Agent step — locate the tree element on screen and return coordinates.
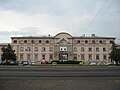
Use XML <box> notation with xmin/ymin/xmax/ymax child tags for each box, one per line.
<box><xmin>1</xmin><ymin>44</ymin><xmax>17</xmax><ymax>64</ymax></box>
<box><xmin>109</xmin><ymin>42</ymin><xmax>120</xmax><ymax>65</ymax></box>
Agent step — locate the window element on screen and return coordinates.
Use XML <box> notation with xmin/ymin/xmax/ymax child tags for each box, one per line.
<box><xmin>92</xmin><ymin>40</ymin><xmax>95</xmax><ymax>44</ymax></box>
<box><xmin>13</xmin><ymin>40</ymin><xmax>17</xmax><ymax>43</ymax></box>
<box><xmin>20</xmin><ymin>47</ymin><xmax>24</xmax><ymax>52</ymax></box>
<box><xmin>85</xmin><ymin>40</ymin><xmax>88</xmax><ymax>43</ymax></box>
<box><xmin>49</xmin><ymin>54</ymin><xmax>53</xmax><ymax>60</ymax></box>
<box><xmin>88</xmin><ymin>54</ymin><xmax>92</xmax><ymax>60</ymax></box>
<box><xmin>81</xmin><ymin>54</ymin><xmax>85</xmax><ymax>60</ymax></box>
<box><xmin>96</xmin><ymin>54</ymin><xmax>99</xmax><ymax>60</ymax></box>
<box><xmin>49</xmin><ymin>47</ymin><xmax>53</xmax><ymax>52</ymax></box>
<box><xmin>60</xmin><ymin>47</ymin><xmax>67</xmax><ymax>52</ymax></box>
<box><xmin>46</xmin><ymin>40</ymin><xmax>49</xmax><ymax>44</ymax></box>
<box><xmin>42</xmin><ymin>47</ymin><xmax>46</xmax><ymax>52</ymax></box>
<box><xmin>110</xmin><ymin>41</ymin><xmax>113</xmax><ymax>44</ymax></box>
<box><xmin>24</xmin><ymin>40</ymin><xmax>27</xmax><ymax>43</ymax></box>
<box><xmin>42</xmin><ymin>55</ymin><xmax>46</xmax><ymax>60</ymax></box>
<box><xmin>103</xmin><ymin>48</ymin><xmax>106</xmax><ymax>52</ymax></box>
<box><xmin>34</xmin><ymin>54</ymin><xmax>38</xmax><ymax>61</ymax></box>
<box><xmin>26</xmin><ymin>47</ymin><xmax>31</xmax><ymax>51</ymax></box>
<box><xmin>60</xmin><ymin>39</ymin><xmax>67</xmax><ymax>45</ymax></box>
<box><xmin>20</xmin><ymin>54</ymin><xmax>24</xmax><ymax>61</ymax></box>
<box><xmin>31</xmin><ymin>40</ymin><xmax>34</xmax><ymax>43</ymax></box>
<box><xmin>99</xmin><ymin>40</ymin><xmax>103</xmax><ymax>44</ymax></box>
<box><xmin>103</xmin><ymin>55</ymin><xmax>107</xmax><ymax>60</ymax></box>
<box><xmin>88</xmin><ymin>47</ymin><xmax>92</xmax><ymax>52</ymax></box>
<box><xmin>81</xmin><ymin>47</ymin><xmax>84</xmax><ymax>52</ymax></box>
<box><xmin>27</xmin><ymin>54</ymin><xmax>31</xmax><ymax>61</ymax></box>
<box><xmin>34</xmin><ymin>47</ymin><xmax>38</xmax><ymax>52</ymax></box>
<box><xmin>73</xmin><ymin>54</ymin><xmax>77</xmax><ymax>60</ymax></box>
<box><xmin>96</xmin><ymin>48</ymin><xmax>99</xmax><ymax>52</ymax></box>
<box><xmin>39</xmin><ymin>40</ymin><xmax>41</xmax><ymax>43</ymax></box>
<box><xmin>77</xmin><ymin>40</ymin><xmax>80</xmax><ymax>44</ymax></box>
<box><xmin>74</xmin><ymin>47</ymin><xmax>77</xmax><ymax>52</ymax></box>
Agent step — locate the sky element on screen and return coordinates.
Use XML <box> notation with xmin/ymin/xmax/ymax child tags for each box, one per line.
<box><xmin>0</xmin><ymin>0</ymin><xmax>120</xmax><ymax>43</ymax></box>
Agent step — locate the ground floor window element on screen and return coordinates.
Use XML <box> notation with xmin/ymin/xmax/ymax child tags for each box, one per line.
<box><xmin>42</xmin><ymin>54</ymin><xmax>46</xmax><ymax>60</ymax></box>
<box><xmin>88</xmin><ymin>54</ymin><xmax>92</xmax><ymax>60</ymax></box>
<box><xmin>103</xmin><ymin>54</ymin><xmax>107</xmax><ymax>60</ymax></box>
<box><xmin>34</xmin><ymin>54</ymin><xmax>38</xmax><ymax>61</ymax></box>
<box><xmin>73</xmin><ymin>54</ymin><xmax>77</xmax><ymax>60</ymax></box>
<box><xmin>81</xmin><ymin>54</ymin><xmax>85</xmax><ymax>60</ymax></box>
<box><xmin>27</xmin><ymin>54</ymin><xmax>31</xmax><ymax>61</ymax></box>
<box><xmin>49</xmin><ymin>54</ymin><xmax>53</xmax><ymax>60</ymax></box>
<box><xmin>96</xmin><ymin>54</ymin><xmax>99</xmax><ymax>60</ymax></box>
<box><xmin>20</xmin><ymin>54</ymin><xmax>24</xmax><ymax>61</ymax></box>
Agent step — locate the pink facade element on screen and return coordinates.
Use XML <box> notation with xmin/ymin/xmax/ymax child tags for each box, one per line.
<box><xmin>11</xmin><ymin>32</ymin><xmax>115</xmax><ymax>64</ymax></box>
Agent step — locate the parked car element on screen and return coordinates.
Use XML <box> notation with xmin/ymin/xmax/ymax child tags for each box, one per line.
<box><xmin>23</xmin><ymin>61</ymin><xmax>30</xmax><ymax>66</ymax></box>
<box><xmin>8</xmin><ymin>61</ymin><xmax>18</xmax><ymax>65</ymax></box>
<box><xmin>41</xmin><ymin>60</ymin><xmax>48</xmax><ymax>64</ymax></box>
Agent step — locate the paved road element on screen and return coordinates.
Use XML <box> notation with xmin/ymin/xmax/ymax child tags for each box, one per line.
<box><xmin>0</xmin><ymin>66</ymin><xmax>120</xmax><ymax>90</ymax></box>
<box><xmin>0</xmin><ymin>65</ymin><xmax>120</xmax><ymax>77</ymax></box>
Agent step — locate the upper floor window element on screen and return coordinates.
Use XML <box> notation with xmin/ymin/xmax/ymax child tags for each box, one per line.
<box><xmin>13</xmin><ymin>40</ymin><xmax>17</xmax><ymax>43</ymax></box>
<box><xmin>34</xmin><ymin>47</ymin><xmax>38</xmax><ymax>52</ymax></box>
<box><xmin>31</xmin><ymin>40</ymin><xmax>34</xmax><ymax>43</ymax></box>
<box><xmin>99</xmin><ymin>40</ymin><xmax>103</xmax><ymax>44</ymax></box>
<box><xmin>60</xmin><ymin>39</ymin><xmax>67</xmax><ymax>45</ymax></box>
<box><xmin>74</xmin><ymin>47</ymin><xmax>77</xmax><ymax>52</ymax></box>
<box><xmin>39</xmin><ymin>40</ymin><xmax>41</xmax><ymax>43</ymax></box>
<box><xmin>103</xmin><ymin>48</ymin><xmax>106</xmax><ymax>52</ymax></box>
<box><xmin>46</xmin><ymin>40</ymin><xmax>49</xmax><ymax>44</ymax></box>
<box><xmin>81</xmin><ymin>47</ymin><xmax>84</xmax><ymax>52</ymax></box>
<box><xmin>26</xmin><ymin>47</ymin><xmax>31</xmax><ymax>51</ymax></box>
<box><xmin>92</xmin><ymin>40</ymin><xmax>95</xmax><ymax>44</ymax></box>
<box><xmin>110</xmin><ymin>41</ymin><xmax>113</xmax><ymax>44</ymax></box>
<box><xmin>24</xmin><ymin>40</ymin><xmax>27</xmax><ymax>43</ymax></box>
<box><xmin>42</xmin><ymin>47</ymin><xmax>46</xmax><ymax>52</ymax></box>
<box><xmin>96</xmin><ymin>48</ymin><xmax>99</xmax><ymax>52</ymax></box>
<box><xmin>85</xmin><ymin>40</ymin><xmax>88</xmax><ymax>44</ymax></box>
<box><xmin>88</xmin><ymin>47</ymin><xmax>92</xmax><ymax>52</ymax></box>
<box><xmin>20</xmin><ymin>47</ymin><xmax>24</xmax><ymax>52</ymax></box>
<box><xmin>49</xmin><ymin>47</ymin><xmax>53</xmax><ymax>52</ymax></box>
<box><xmin>77</xmin><ymin>40</ymin><xmax>80</xmax><ymax>44</ymax></box>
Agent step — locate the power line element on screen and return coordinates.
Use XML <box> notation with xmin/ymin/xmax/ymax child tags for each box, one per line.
<box><xmin>86</xmin><ymin>0</ymin><xmax>107</xmax><ymax>30</ymax></box>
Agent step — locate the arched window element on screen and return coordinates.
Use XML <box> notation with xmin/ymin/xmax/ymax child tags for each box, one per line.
<box><xmin>60</xmin><ymin>39</ymin><xmax>67</xmax><ymax>45</ymax></box>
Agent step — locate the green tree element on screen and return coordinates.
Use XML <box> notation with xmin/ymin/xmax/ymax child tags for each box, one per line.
<box><xmin>109</xmin><ymin>42</ymin><xmax>120</xmax><ymax>65</ymax></box>
<box><xmin>1</xmin><ymin>44</ymin><xmax>16</xmax><ymax>64</ymax></box>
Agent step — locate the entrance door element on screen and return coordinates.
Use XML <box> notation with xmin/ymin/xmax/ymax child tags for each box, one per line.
<box><xmin>59</xmin><ymin>53</ymin><xmax>68</xmax><ymax>61</ymax></box>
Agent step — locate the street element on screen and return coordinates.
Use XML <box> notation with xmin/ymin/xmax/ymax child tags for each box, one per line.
<box><xmin>0</xmin><ymin>65</ymin><xmax>120</xmax><ymax>90</ymax></box>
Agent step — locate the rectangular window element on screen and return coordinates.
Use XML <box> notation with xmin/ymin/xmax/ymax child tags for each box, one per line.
<box><xmin>81</xmin><ymin>47</ymin><xmax>84</xmax><ymax>52</ymax></box>
<box><xmin>34</xmin><ymin>54</ymin><xmax>38</xmax><ymax>61</ymax></box>
<box><xmin>96</xmin><ymin>54</ymin><xmax>99</xmax><ymax>60</ymax></box>
<box><xmin>34</xmin><ymin>47</ymin><xmax>38</xmax><ymax>52</ymax></box>
<box><xmin>103</xmin><ymin>48</ymin><xmax>106</xmax><ymax>52</ymax></box>
<box><xmin>20</xmin><ymin>54</ymin><xmax>24</xmax><ymax>61</ymax></box>
<box><xmin>74</xmin><ymin>47</ymin><xmax>77</xmax><ymax>52</ymax></box>
<box><xmin>42</xmin><ymin>47</ymin><xmax>46</xmax><ymax>52</ymax></box>
<box><xmin>49</xmin><ymin>47</ymin><xmax>53</xmax><ymax>52</ymax></box>
<box><xmin>88</xmin><ymin>54</ymin><xmax>92</xmax><ymax>60</ymax></box>
<box><xmin>42</xmin><ymin>55</ymin><xmax>46</xmax><ymax>60</ymax></box>
<box><xmin>96</xmin><ymin>48</ymin><xmax>99</xmax><ymax>52</ymax></box>
<box><xmin>88</xmin><ymin>47</ymin><xmax>92</xmax><ymax>52</ymax></box>
<box><xmin>103</xmin><ymin>55</ymin><xmax>107</xmax><ymax>60</ymax></box>
<box><xmin>20</xmin><ymin>47</ymin><xmax>24</xmax><ymax>52</ymax></box>
<box><xmin>49</xmin><ymin>54</ymin><xmax>53</xmax><ymax>60</ymax></box>
<box><xmin>81</xmin><ymin>54</ymin><xmax>85</xmax><ymax>60</ymax></box>
<box><xmin>27</xmin><ymin>54</ymin><xmax>31</xmax><ymax>61</ymax></box>
<box><xmin>26</xmin><ymin>47</ymin><xmax>31</xmax><ymax>51</ymax></box>
<box><xmin>73</xmin><ymin>54</ymin><xmax>77</xmax><ymax>60</ymax></box>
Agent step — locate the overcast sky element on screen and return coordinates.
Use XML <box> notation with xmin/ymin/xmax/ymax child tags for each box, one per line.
<box><xmin>0</xmin><ymin>0</ymin><xmax>120</xmax><ymax>43</ymax></box>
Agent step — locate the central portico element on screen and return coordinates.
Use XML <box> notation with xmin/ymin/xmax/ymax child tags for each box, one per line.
<box><xmin>54</xmin><ymin>32</ymin><xmax>73</xmax><ymax>61</ymax></box>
